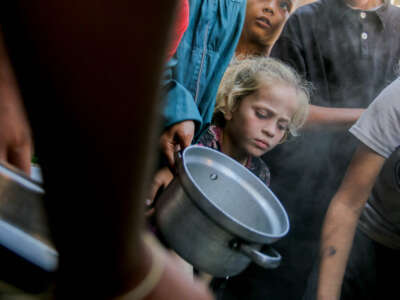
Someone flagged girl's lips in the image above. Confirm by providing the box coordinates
[255,17,271,29]
[254,139,269,150]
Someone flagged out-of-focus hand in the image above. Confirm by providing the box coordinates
[145,251,214,300]
[160,120,195,169]
[0,98,33,175]
[118,234,214,300]
[0,76,32,175]
[145,167,174,217]
[0,31,33,175]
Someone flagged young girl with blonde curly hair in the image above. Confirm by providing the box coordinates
[195,56,310,185]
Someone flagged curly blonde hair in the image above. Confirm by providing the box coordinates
[214,56,311,140]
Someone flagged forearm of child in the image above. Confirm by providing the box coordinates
[303,105,365,131]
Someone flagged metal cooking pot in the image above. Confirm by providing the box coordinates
[0,163,47,236]
[0,162,58,273]
[155,146,289,277]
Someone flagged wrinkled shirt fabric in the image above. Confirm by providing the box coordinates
[162,0,246,140]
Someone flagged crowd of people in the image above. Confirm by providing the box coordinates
[0,0,399,299]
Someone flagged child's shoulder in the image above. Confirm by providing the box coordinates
[247,156,271,187]
[196,125,222,151]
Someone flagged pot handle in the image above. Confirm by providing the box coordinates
[173,150,184,174]
[174,150,183,162]
[239,244,281,269]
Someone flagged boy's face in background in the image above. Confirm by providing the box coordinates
[241,0,294,47]
[224,82,298,159]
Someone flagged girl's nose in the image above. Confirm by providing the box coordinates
[262,121,276,137]
[263,0,276,15]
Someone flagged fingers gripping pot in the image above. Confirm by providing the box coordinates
[155,146,289,277]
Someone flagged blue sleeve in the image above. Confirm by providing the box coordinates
[162,57,202,129]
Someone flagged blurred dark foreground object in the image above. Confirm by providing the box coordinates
[0,1,215,300]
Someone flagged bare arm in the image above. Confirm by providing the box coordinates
[316,144,385,300]
[0,28,32,174]
[304,105,365,131]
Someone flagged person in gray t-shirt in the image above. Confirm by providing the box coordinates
[305,77,400,300]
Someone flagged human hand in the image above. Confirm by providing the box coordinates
[145,252,214,300]
[145,167,174,217]
[117,233,214,300]
[0,101,33,175]
[160,120,195,169]
[0,33,33,175]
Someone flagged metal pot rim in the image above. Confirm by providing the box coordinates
[178,146,290,244]
[0,163,44,195]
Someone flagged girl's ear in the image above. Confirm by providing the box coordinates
[224,96,233,120]
[278,130,289,144]
[225,110,233,120]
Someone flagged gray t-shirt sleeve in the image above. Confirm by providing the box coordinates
[349,77,400,159]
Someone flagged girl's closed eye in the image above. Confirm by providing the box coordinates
[255,109,269,119]
[277,122,289,131]
[279,1,291,12]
